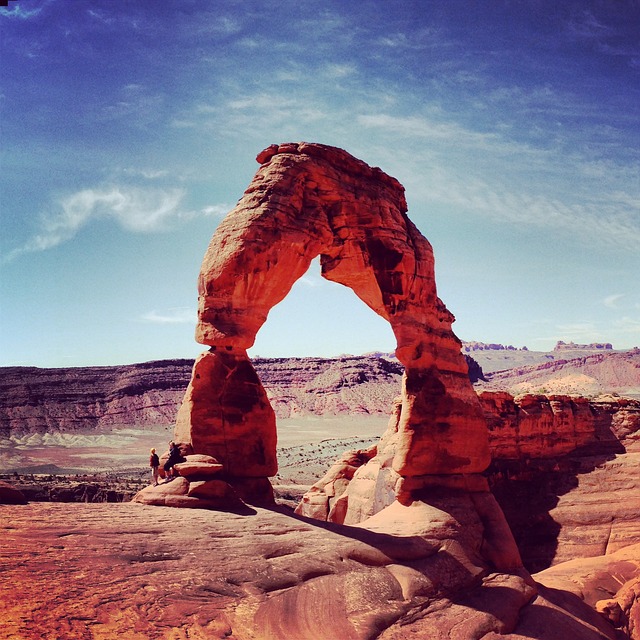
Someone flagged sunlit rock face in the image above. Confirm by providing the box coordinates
[174,350,277,478]
[298,390,640,578]
[177,142,490,493]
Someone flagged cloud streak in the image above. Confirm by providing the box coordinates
[140,307,195,324]
[356,111,640,253]
[3,186,187,263]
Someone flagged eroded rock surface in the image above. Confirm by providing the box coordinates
[477,349,640,397]
[0,480,27,504]
[297,392,640,575]
[0,359,192,438]
[1,502,627,640]
[178,142,490,498]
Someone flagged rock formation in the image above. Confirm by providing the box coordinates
[477,348,640,396]
[297,391,640,574]
[0,480,27,505]
[0,359,193,438]
[2,501,633,640]
[2,349,635,438]
[0,354,486,438]
[480,391,638,460]
[175,142,490,503]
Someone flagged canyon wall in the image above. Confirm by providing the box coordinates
[0,356,407,438]
[3,349,635,438]
[0,360,192,437]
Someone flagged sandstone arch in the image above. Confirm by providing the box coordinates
[175,142,490,503]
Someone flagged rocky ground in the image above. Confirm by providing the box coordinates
[0,417,389,508]
[2,349,640,638]
[2,501,638,639]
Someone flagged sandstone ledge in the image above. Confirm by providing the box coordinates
[1,502,629,640]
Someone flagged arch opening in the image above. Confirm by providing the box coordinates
[175,143,491,505]
[248,257,397,359]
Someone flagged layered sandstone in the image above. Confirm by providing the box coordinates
[477,349,640,397]
[0,354,486,437]
[480,391,640,459]
[3,349,634,438]
[0,360,193,437]
[297,391,640,573]
[178,142,490,497]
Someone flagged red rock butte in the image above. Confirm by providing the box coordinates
[174,142,490,502]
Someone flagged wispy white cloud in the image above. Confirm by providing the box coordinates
[2,185,233,264]
[0,2,44,20]
[566,10,612,43]
[357,111,640,253]
[140,307,195,324]
[3,186,185,263]
[552,322,601,343]
[184,92,326,137]
[603,294,624,309]
[198,205,229,218]
[323,63,357,79]
[297,275,323,288]
[358,113,501,147]
[435,179,640,252]
[613,316,640,339]
[61,186,186,232]
[99,84,164,124]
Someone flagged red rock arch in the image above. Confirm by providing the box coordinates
[175,143,490,501]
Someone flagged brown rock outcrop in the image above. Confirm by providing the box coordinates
[0,480,27,504]
[535,542,640,640]
[479,391,640,459]
[166,144,529,627]
[298,391,640,575]
[174,351,278,478]
[176,142,490,503]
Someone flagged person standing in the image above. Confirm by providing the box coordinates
[149,448,160,486]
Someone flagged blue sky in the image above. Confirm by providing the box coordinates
[1,0,639,367]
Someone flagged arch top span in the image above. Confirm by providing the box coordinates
[195,142,446,369]
[178,143,490,488]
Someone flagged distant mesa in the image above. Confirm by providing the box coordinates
[554,340,613,351]
[463,341,529,352]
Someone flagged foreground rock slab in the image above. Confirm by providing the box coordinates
[0,502,627,640]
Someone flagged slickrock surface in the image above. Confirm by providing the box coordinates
[535,542,640,640]
[0,502,626,640]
